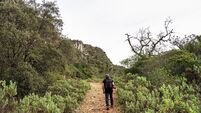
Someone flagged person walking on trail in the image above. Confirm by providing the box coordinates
[102,74,115,110]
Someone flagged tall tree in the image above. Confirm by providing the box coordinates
[125,19,174,57]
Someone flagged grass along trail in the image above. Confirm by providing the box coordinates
[74,82,121,113]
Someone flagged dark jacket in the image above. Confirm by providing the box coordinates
[103,78,113,93]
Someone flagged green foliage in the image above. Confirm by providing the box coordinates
[66,40,119,78]
[166,50,198,75]
[18,93,78,113]
[125,50,199,83]
[120,55,140,68]
[116,74,201,113]
[147,68,180,87]
[48,79,90,102]
[119,36,201,112]
[0,0,120,101]
[125,56,153,75]
[18,79,90,113]
[31,44,65,74]
[0,0,64,98]
[0,80,17,113]
[3,62,46,98]
[183,35,201,58]
[193,65,201,77]
[0,0,123,112]
[18,93,63,113]
[0,79,90,113]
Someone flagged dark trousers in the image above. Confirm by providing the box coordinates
[105,91,113,107]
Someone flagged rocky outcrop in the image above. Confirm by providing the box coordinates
[72,40,89,56]
[73,40,84,52]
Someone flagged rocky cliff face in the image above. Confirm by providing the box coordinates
[72,40,88,56]
[72,40,84,52]
[70,39,124,77]
[71,40,113,74]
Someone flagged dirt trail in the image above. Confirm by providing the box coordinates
[74,82,121,113]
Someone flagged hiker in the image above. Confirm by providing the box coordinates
[102,74,115,110]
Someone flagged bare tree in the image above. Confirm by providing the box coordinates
[125,18,174,57]
[171,34,196,49]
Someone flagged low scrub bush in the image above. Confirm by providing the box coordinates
[48,79,90,102]
[166,50,198,75]
[0,79,90,113]
[116,74,200,113]
[0,80,17,113]
[18,93,65,113]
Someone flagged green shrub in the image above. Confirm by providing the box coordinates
[18,79,89,113]
[166,50,198,75]
[147,68,179,87]
[18,79,90,113]
[0,79,90,113]
[125,50,201,87]
[0,80,17,113]
[184,35,201,57]
[116,75,200,113]
[7,62,46,98]
[48,79,90,102]
[48,79,90,112]
[18,93,65,113]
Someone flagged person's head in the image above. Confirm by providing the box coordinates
[105,74,110,79]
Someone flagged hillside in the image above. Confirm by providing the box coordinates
[1,0,201,113]
[0,0,124,99]
[0,1,125,112]
[71,40,113,77]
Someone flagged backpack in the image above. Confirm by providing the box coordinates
[104,79,113,89]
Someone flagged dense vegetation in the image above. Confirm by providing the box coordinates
[117,32,201,112]
[0,0,118,98]
[0,0,124,113]
[116,74,200,113]
[2,0,201,113]
[0,79,90,113]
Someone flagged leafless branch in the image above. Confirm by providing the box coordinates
[125,19,174,57]
[171,34,196,49]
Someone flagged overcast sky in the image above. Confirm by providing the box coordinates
[50,0,201,65]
